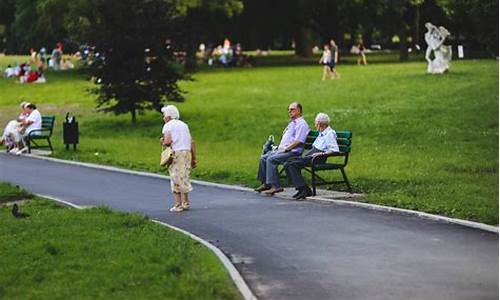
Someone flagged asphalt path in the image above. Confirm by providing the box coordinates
[0,153,498,300]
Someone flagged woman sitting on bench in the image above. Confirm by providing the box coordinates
[0,101,30,153]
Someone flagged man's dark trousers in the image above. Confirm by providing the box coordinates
[257,150,300,187]
[284,148,324,188]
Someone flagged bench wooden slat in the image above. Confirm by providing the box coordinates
[339,145,350,153]
[337,139,351,146]
[27,115,55,153]
[336,131,352,139]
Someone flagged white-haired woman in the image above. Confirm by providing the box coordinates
[284,112,339,199]
[1,101,30,153]
[161,105,197,212]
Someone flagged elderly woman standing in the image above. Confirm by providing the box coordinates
[284,112,339,199]
[161,105,197,212]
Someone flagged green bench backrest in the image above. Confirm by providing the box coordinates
[305,130,352,153]
[42,116,55,131]
[304,130,319,150]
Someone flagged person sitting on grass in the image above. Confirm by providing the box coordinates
[3,65,17,78]
[1,101,30,153]
[284,112,339,199]
[255,102,310,195]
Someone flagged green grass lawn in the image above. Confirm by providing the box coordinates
[0,182,241,299]
[0,55,498,225]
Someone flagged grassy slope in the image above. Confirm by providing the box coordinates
[0,57,498,224]
[0,182,241,299]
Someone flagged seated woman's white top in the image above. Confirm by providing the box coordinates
[162,119,191,151]
[24,109,42,135]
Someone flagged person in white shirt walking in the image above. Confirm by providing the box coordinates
[319,44,332,80]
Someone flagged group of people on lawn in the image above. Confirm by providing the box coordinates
[0,101,42,155]
[160,101,339,213]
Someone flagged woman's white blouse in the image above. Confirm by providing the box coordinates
[162,119,192,151]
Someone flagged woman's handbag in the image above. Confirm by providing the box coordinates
[160,146,174,167]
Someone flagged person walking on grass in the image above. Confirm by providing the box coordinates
[329,40,341,79]
[255,102,310,195]
[357,40,368,65]
[319,44,332,80]
[284,112,339,199]
[161,105,197,212]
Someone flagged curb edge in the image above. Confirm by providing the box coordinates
[35,193,258,300]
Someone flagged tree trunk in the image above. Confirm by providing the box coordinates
[399,26,409,62]
[131,108,137,124]
[414,5,421,51]
[294,26,313,58]
[184,45,197,72]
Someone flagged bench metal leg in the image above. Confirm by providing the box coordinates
[311,169,317,196]
[340,168,352,193]
[47,138,53,152]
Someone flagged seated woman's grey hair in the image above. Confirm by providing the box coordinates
[161,105,180,119]
[315,112,330,125]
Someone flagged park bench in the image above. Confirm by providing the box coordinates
[26,115,55,153]
[278,130,352,195]
[303,130,353,195]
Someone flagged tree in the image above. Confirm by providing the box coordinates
[64,0,188,123]
[0,0,16,52]
[5,0,70,53]
[436,0,498,57]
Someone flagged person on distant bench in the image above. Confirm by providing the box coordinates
[284,113,339,199]
[1,101,30,153]
[255,102,310,195]
[15,103,42,155]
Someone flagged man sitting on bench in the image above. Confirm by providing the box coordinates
[255,102,310,195]
[284,113,339,199]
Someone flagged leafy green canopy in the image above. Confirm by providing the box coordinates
[75,0,187,122]
[0,0,242,122]
[67,0,186,122]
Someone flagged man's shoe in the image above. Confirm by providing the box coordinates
[296,187,313,199]
[293,187,305,199]
[263,187,284,195]
[254,184,271,193]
